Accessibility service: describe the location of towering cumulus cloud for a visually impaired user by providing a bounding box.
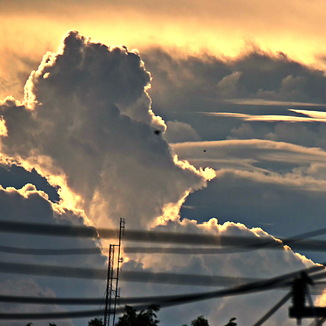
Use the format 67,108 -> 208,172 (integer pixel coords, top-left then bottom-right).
0,31 -> 319,326
0,31 -> 211,229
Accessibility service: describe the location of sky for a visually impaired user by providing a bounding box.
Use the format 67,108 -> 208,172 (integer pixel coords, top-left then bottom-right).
1,1 -> 326,325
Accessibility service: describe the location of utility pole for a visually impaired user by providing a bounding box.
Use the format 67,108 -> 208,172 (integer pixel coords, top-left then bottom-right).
289,272 -> 326,325
103,218 -> 125,326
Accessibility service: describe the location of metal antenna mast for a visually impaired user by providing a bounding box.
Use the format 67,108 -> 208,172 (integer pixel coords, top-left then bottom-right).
103,218 -> 125,326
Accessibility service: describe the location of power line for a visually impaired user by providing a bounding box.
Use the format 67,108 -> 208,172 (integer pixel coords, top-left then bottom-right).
0,262 -> 325,320
124,239 -> 326,253
2,282 -> 326,306
0,245 -> 101,255
1,220 -> 326,250
0,261 -> 260,286
1,237 -> 326,257
0,309 -> 106,320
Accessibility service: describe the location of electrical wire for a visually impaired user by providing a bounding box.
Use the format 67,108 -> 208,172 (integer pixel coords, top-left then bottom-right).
1,220 -> 326,254
0,245 -> 101,255
0,261 -> 260,286
1,239 -> 326,257
252,292 -> 292,326
0,262 -> 324,320
0,220 -> 325,247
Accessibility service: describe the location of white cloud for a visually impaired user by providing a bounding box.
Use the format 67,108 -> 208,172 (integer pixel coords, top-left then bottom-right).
225,99 -> 326,107
123,218 -> 314,326
201,111 -> 326,123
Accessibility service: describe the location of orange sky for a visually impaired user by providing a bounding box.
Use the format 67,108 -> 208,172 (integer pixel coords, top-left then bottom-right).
1,0 -> 326,99
0,0 -> 325,57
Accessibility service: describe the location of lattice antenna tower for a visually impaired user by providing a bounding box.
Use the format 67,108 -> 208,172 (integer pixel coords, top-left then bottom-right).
103,218 -> 125,326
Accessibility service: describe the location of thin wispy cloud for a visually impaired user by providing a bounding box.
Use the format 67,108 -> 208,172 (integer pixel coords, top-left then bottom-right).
200,111 -> 326,123
225,98 -> 326,107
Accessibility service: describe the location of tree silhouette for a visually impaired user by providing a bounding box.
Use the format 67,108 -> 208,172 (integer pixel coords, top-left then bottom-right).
224,317 -> 237,326
115,304 -> 160,326
88,317 -> 104,326
191,315 -> 209,326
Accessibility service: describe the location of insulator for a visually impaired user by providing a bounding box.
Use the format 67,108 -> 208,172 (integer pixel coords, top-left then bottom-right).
292,277 -> 307,309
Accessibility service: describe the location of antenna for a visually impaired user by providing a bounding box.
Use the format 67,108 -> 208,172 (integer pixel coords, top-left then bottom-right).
103,218 -> 125,326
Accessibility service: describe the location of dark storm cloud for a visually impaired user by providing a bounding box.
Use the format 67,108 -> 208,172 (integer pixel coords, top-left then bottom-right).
143,48 -> 326,146
143,48 -> 326,113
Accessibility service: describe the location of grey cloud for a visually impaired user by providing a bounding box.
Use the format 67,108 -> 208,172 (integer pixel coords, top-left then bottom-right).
216,71 -> 243,98
144,48 -> 326,113
0,31 -> 207,229
142,48 -> 326,147
0,279 -> 74,326
0,183 -> 106,326
8,44 -> 326,148
172,139 -> 326,173
264,122 -> 326,149
164,120 -> 201,143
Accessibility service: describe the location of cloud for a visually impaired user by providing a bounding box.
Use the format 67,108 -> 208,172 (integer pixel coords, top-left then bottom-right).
164,121 -> 201,143
201,111 -> 326,123
0,31 -> 209,229
0,31 -> 216,326
0,182 -> 106,326
1,30 -> 325,326
0,175 -> 314,326
226,99 -> 326,107
0,279 -> 74,326
172,139 -> 326,172
139,48 -> 326,150
5,33 -> 326,150
2,0 -> 326,73
171,139 -> 326,259
144,48 -> 326,113
123,218 -> 314,326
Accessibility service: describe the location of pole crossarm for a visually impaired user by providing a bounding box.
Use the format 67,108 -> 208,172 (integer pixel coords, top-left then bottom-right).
289,307 -> 326,319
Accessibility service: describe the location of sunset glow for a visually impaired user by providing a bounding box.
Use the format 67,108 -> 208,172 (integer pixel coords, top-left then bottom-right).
1,1 -> 326,326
